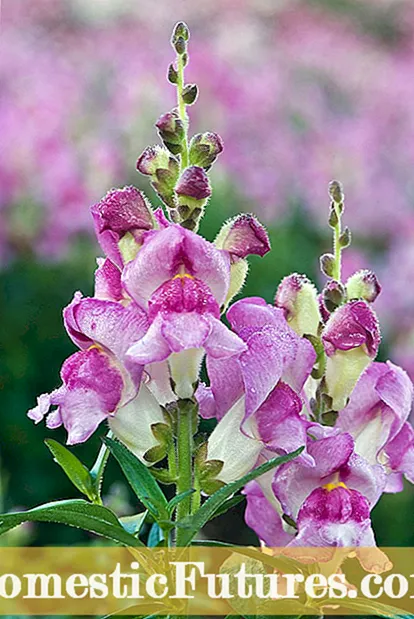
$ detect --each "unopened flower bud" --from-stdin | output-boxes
[189,132,224,168]
[322,300,380,410]
[275,274,321,337]
[91,186,155,267]
[167,63,178,84]
[182,84,198,105]
[174,36,186,55]
[320,253,336,278]
[215,213,270,259]
[346,269,381,303]
[339,226,352,248]
[136,145,171,176]
[155,110,185,154]
[136,146,179,209]
[173,21,190,42]
[328,205,339,228]
[176,165,211,201]
[322,280,346,313]
[329,180,344,204]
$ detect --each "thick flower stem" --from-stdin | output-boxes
[175,399,194,546]
[176,54,189,170]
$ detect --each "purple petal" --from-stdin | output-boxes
[196,383,217,419]
[94,258,124,302]
[123,225,230,307]
[204,317,247,359]
[385,422,414,483]
[322,300,380,358]
[243,481,294,546]
[148,275,220,321]
[255,382,311,460]
[161,312,211,352]
[273,433,354,518]
[126,315,172,365]
[64,294,148,362]
[206,354,244,421]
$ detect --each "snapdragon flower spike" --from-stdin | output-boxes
[346,269,382,303]
[275,274,321,337]
[91,186,155,268]
[322,300,381,410]
[199,297,316,485]
[124,224,246,399]
[28,292,170,462]
[337,361,414,490]
[215,214,271,308]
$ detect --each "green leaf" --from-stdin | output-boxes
[168,489,195,515]
[179,447,304,546]
[103,437,169,521]
[147,522,162,547]
[0,499,144,546]
[119,511,147,536]
[44,438,98,501]
[209,494,245,520]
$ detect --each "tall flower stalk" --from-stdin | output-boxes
[0,25,412,613]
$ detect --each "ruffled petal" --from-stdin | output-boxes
[94,258,124,302]
[64,293,148,362]
[243,481,294,546]
[204,317,247,359]
[123,225,230,307]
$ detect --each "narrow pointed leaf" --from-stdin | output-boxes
[179,447,304,546]
[119,511,147,536]
[103,437,169,521]
[168,489,195,515]
[0,500,144,546]
[44,439,97,501]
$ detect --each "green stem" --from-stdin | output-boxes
[332,202,342,282]
[90,430,113,504]
[176,54,189,169]
[168,442,178,480]
[175,400,194,546]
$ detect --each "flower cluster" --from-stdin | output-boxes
[27,21,414,558]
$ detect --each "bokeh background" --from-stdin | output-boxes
[1,0,414,546]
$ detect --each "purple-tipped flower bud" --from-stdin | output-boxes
[215,213,270,259]
[176,166,211,201]
[136,146,179,209]
[189,132,224,169]
[155,110,185,153]
[346,270,381,303]
[322,300,381,410]
[136,145,172,176]
[320,253,336,278]
[275,273,321,336]
[215,214,270,309]
[91,186,155,267]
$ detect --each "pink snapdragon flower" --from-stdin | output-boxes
[245,433,388,569]
[337,361,414,491]
[201,297,316,482]
[124,224,248,398]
